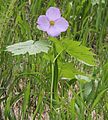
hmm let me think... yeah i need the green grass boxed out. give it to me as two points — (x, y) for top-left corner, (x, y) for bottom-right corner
(0, 0), (108, 120)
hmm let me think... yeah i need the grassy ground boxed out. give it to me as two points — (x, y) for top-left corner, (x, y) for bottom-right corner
(0, 0), (108, 120)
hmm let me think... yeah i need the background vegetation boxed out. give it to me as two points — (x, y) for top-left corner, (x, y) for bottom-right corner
(0, 0), (108, 120)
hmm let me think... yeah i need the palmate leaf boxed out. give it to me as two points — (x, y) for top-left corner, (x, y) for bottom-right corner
(62, 38), (96, 66)
(50, 37), (95, 66)
(6, 40), (50, 55)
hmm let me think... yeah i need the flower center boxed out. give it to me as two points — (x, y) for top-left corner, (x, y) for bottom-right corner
(50, 21), (55, 26)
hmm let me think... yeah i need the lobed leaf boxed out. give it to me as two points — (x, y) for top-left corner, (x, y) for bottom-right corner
(62, 38), (96, 66)
(49, 37), (95, 66)
(6, 40), (50, 55)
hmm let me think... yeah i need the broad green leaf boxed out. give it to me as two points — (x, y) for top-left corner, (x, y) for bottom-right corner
(49, 38), (95, 66)
(84, 82), (93, 99)
(62, 38), (95, 66)
(6, 40), (50, 55)
(75, 75), (91, 83)
(60, 63), (81, 79)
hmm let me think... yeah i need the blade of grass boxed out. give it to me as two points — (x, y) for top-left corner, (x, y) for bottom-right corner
(22, 81), (30, 119)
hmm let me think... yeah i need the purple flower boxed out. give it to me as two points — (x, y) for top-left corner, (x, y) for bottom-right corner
(37, 7), (69, 37)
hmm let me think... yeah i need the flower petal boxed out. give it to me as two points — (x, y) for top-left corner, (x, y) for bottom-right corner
(37, 15), (50, 31)
(46, 7), (61, 21)
(54, 17), (69, 32)
(47, 26), (61, 37)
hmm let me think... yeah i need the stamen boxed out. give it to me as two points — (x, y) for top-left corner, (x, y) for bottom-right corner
(50, 21), (55, 26)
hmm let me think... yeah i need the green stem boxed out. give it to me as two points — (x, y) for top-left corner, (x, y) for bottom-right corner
(51, 43), (59, 108)
(51, 62), (54, 110)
